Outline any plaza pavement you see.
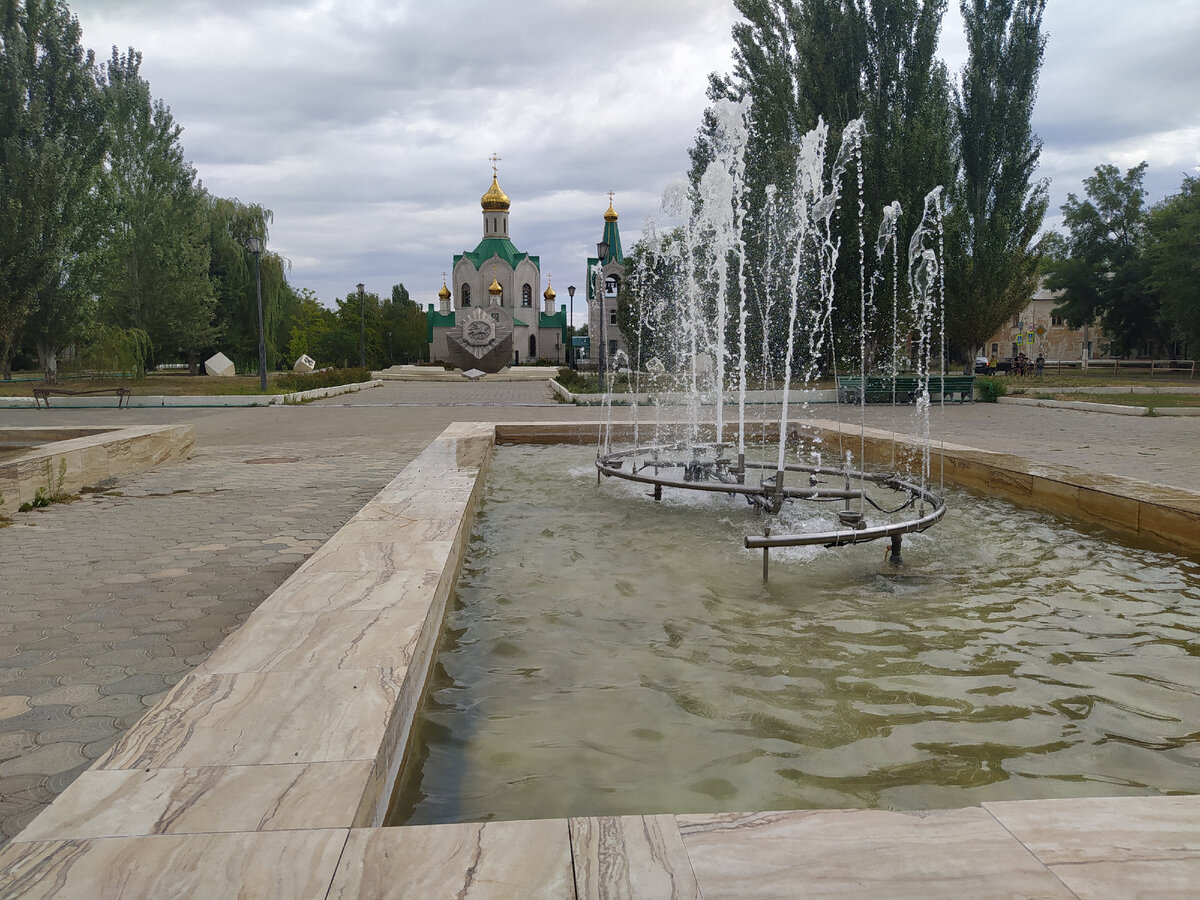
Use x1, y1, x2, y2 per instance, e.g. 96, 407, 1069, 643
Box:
1, 379, 1197, 844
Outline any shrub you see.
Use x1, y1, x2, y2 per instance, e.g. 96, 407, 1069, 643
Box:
555, 367, 598, 393
975, 376, 1006, 402
274, 367, 372, 393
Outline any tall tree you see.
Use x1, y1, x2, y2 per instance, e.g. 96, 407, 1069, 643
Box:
0, 0, 106, 378
1144, 174, 1200, 358
206, 195, 293, 371
693, 0, 955, 370
95, 48, 217, 368
1045, 162, 1160, 357
944, 0, 1048, 361
381, 283, 429, 364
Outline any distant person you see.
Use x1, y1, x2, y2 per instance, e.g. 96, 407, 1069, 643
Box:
1035, 353, 1045, 377
988, 353, 997, 374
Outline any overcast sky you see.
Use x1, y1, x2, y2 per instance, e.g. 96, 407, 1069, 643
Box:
68, 1, 1200, 321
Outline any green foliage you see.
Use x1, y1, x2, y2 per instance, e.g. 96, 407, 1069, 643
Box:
554, 366, 598, 394
1145, 175, 1200, 357
1045, 162, 1169, 357
273, 367, 371, 392
944, 0, 1049, 358
0, 0, 107, 378
206, 195, 295, 370
81, 324, 153, 377
18, 457, 71, 511
974, 375, 1006, 401
693, 0, 956, 370
94, 48, 218, 367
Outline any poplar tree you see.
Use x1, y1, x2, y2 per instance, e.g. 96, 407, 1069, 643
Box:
944, 0, 1048, 360
0, 0, 105, 378
95, 48, 217, 368
692, 0, 955, 369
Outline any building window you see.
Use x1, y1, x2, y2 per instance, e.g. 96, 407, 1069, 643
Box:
522, 284, 532, 307
1051, 315, 1063, 326
605, 275, 620, 297
609, 339, 618, 356
529, 335, 537, 358
461, 284, 471, 306
609, 309, 617, 326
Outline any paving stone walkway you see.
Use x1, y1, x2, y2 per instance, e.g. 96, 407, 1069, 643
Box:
0, 444, 405, 841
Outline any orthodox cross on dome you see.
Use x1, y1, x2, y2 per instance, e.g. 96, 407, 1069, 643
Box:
489, 153, 502, 177
607, 190, 615, 205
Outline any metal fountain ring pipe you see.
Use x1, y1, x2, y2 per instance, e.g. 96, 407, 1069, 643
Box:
744, 496, 945, 549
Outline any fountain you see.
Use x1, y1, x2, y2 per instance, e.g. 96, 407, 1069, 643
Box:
593, 101, 950, 574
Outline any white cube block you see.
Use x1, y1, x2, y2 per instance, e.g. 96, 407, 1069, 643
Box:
204, 351, 236, 377
293, 354, 316, 373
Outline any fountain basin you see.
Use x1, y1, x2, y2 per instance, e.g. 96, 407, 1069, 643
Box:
2, 420, 1196, 896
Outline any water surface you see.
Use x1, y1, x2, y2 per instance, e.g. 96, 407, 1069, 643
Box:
390, 444, 1200, 824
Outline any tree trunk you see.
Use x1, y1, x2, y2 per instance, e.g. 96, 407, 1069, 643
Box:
188, 353, 199, 376
36, 338, 59, 385
1, 341, 12, 381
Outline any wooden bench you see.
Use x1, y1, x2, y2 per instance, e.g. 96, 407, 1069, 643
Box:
33, 387, 132, 409
837, 375, 975, 404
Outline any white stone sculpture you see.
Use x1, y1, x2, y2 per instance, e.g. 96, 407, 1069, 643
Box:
293, 354, 316, 373
204, 351, 236, 377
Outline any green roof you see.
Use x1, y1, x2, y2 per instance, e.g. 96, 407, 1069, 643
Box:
540, 306, 568, 344
427, 305, 454, 343
455, 237, 540, 273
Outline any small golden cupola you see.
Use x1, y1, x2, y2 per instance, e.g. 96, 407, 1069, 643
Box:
543, 282, 556, 301
438, 280, 451, 301
604, 199, 618, 222
481, 175, 510, 212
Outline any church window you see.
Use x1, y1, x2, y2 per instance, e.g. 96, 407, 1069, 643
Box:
529, 335, 537, 358
461, 284, 471, 306
522, 284, 532, 307
609, 309, 617, 325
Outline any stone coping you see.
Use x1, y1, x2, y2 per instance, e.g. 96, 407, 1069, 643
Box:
1, 420, 1195, 896
0, 380, 381, 410
0, 424, 194, 508
376, 365, 561, 382
1000, 395, 1200, 416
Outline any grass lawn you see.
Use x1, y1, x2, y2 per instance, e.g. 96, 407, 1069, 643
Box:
0, 370, 370, 397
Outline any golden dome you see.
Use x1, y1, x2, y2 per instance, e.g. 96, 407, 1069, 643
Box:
488, 275, 503, 295
438, 281, 451, 300
481, 175, 510, 211
604, 201, 618, 222
543, 282, 556, 300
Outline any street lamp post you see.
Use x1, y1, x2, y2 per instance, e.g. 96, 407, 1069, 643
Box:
356, 283, 366, 368
567, 285, 576, 369
595, 241, 609, 384
245, 236, 266, 391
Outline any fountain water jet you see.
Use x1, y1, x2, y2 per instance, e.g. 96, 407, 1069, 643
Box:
594, 101, 949, 574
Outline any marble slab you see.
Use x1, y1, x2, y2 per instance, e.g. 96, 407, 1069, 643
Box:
570, 815, 701, 900
983, 795, 1200, 865
256, 568, 442, 615
95, 668, 400, 770
677, 808, 1076, 899
0, 829, 348, 899
15, 761, 374, 840
327, 821, 574, 899
197, 603, 426, 675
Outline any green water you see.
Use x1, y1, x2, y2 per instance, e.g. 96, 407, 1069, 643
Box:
389, 444, 1200, 825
